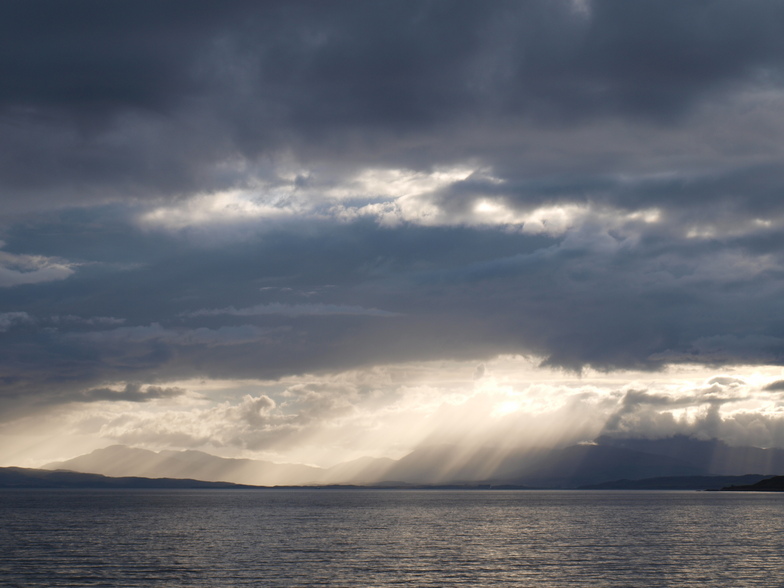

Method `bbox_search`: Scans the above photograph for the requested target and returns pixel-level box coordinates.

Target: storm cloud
[3,0,784,455]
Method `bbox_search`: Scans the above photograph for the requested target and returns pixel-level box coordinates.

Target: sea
[2,489,784,587]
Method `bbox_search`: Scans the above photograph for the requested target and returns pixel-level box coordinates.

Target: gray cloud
[2,205,784,415]
[80,383,187,403]
[2,1,784,208]
[0,249,75,287]
[600,381,756,441]
[66,323,285,347]
[0,312,32,332]
[2,0,784,428]
[187,303,399,318]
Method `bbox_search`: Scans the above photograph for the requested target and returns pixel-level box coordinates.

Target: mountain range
[42,435,784,488]
[720,476,784,492]
[595,436,784,476]
[0,466,258,489]
[44,445,393,487]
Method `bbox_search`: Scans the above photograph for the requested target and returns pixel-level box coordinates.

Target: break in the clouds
[3,0,784,464]
[6,358,784,469]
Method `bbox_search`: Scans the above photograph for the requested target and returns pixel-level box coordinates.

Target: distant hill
[320,455,397,485]
[720,476,784,492]
[595,435,784,476]
[580,474,771,490]
[375,437,784,488]
[41,436,784,489]
[44,445,395,486]
[377,443,702,488]
[44,445,325,486]
[513,444,702,488]
[0,467,261,489]
[8,465,782,492]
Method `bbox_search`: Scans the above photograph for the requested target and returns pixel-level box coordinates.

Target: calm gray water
[2,489,784,587]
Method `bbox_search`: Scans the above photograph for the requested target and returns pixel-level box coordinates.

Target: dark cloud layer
[3,0,784,205]
[2,1,784,416]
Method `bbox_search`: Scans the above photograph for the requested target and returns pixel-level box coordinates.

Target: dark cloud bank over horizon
[3,0,784,417]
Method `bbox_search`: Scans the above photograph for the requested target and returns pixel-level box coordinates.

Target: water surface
[3,489,783,586]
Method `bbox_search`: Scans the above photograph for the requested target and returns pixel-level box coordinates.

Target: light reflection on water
[2,489,784,587]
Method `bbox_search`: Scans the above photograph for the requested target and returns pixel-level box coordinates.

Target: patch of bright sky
[4,356,784,468]
[686,217,783,240]
[138,164,666,236]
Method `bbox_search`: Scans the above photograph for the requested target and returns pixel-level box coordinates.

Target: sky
[4,0,784,468]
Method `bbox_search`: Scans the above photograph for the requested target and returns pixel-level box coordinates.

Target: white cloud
[0,249,75,288]
[138,189,301,230]
[137,165,477,232]
[137,162,671,241]
[13,357,783,468]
